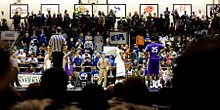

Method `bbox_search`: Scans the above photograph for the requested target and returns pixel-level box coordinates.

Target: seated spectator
[82,50,91,60]
[78,84,109,110]
[92,52,100,66]
[81,57,92,72]
[38,43,47,56]
[84,43,93,55]
[25,64,36,73]
[75,38,84,49]
[28,42,37,56]
[26,54,38,66]
[17,49,27,63]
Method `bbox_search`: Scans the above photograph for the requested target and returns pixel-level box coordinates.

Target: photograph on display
[206,4,220,17]
[10,4,28,18]
[140,4,159,17]
[41,4,60,15]
[74,4,92,15]
[173,4,192,16]
[108,4,126,18]
[93,4,108,17]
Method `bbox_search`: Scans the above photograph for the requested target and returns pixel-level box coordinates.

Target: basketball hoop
[88,0,98,4]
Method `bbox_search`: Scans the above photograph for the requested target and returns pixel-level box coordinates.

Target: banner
[110,32,127,45]
[1,31,19,40]
[18,74,42,87]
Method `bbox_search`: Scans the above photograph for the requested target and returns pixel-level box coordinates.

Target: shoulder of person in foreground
[108,102,154,110]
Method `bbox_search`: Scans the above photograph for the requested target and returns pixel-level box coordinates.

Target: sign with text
[1,31,19,41]
[18,74,42,87]
[110,32,127,44]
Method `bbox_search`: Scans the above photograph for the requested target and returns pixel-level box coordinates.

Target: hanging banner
[110,32,127,45]
[1,31,19,41]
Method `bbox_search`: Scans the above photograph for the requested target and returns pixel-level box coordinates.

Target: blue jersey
[145,43,164,60]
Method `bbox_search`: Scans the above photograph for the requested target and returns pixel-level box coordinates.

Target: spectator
[40,68,68,103]
[17,49,27,63]
[0,44,21,110]
[171,38,220,110]
[13,11,21,31]
[26,54,38,66]
[108,82,125,107]
[94,32,103,53]
[78,84,109,110]
[25,64,36,73]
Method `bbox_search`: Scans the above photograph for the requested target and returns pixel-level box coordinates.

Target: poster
[93,4,108,17]
[206,4,220,17]
[140,4,158,17]
[110,31,127,44]
[41,4,60,15]
[10,4,28,18]
[0,31,19,41]
[74,4,92,15]
[108,4,126,18]
[173,4,192,16]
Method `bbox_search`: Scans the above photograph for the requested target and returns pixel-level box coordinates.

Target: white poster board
[1,31,19,41]
[140,4,159,17]
[93,4,108,16]
[108,4,126,18]
[10,4,28,18]
[110,32,127,45]
[41,4,60,15]
[173,4,192,16]
[75,4,92,15]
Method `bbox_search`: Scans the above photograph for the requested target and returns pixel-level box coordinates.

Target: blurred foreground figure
[171,38,220,110]
[0,41,21,110]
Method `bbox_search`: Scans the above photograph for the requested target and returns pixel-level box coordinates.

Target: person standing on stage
[10,51,21,87]
[48,27,66,68]
[145,37,165,87]
[97,53,111,87]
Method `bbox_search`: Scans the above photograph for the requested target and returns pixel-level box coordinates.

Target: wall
[0,0,215,25]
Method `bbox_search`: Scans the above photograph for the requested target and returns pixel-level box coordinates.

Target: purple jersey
[145,43,164,60]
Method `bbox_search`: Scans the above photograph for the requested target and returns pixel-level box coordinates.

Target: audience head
[79,84,109,110]
[172,38,220,110]
[40,68,68,102]
[113,82,124,98]
[123,77,149,105]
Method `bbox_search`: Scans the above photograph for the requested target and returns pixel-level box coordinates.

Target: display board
[173,4,192,16]
[10,4,28,18]
[108,4,126,18]
[41,4,60,15]
[206,4,220,17]
[140,4,159,17]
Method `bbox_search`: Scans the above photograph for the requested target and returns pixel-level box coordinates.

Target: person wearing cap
[48,27,66,68]
[97,53,111,87]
